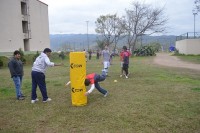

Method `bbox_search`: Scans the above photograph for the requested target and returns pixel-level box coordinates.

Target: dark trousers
[123,64,129,76]
[31,71,48,101]
[94,74,107,95]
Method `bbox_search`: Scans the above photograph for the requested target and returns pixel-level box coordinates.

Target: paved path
[153,53,200,71]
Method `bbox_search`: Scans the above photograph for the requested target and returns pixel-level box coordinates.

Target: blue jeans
[31,71,48,101]
[94,74,107,95]
[12,76,23,98]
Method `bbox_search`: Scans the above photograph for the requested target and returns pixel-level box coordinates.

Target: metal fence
[176,32,200,41]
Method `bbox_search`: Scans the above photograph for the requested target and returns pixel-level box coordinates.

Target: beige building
[176,39,200,55]
[0,0,50,52]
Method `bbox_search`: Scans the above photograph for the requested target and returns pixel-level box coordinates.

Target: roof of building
[37,0,48,6]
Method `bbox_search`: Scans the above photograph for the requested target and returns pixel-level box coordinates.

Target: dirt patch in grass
[154,53,200,71]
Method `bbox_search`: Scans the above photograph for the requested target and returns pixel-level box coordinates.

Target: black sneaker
[17,97,25,100]
[21,94,26,97]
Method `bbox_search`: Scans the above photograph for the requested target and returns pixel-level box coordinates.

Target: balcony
[23,30,31,39]
[22,15,28,21]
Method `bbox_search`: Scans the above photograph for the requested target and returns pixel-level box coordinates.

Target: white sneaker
[125,76,128,79]
[104,92,108,97]
[43,98,52,103]
[31,98,39,103]
[120,75,123,77]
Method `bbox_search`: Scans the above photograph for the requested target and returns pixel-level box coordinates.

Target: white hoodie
[32,52,54,73]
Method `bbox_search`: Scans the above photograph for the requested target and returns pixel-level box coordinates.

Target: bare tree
[124,1,168,51]
[95,14,126,51]
[96,39,105,50]
[194,0,200,12]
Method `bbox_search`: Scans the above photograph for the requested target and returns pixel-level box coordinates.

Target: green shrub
[134,46,156,56]
[172,48,185,56]
[33,51,40,62]
[0,56,9,67]
[50,52,60,60]
[19,48,26,64]
[59,51,65,60]
[24,54,36,65]
[0,59,3,67]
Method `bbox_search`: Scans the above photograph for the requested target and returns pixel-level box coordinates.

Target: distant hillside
[50,34,176,51]
[50,34,97,51]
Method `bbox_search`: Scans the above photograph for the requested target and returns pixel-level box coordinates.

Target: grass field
[0,55,200,133]
[176,55,200,64]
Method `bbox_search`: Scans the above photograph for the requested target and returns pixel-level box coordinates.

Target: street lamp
[192,9,198,38]
[86,21,89,50]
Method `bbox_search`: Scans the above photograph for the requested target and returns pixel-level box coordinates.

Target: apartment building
[0,0,50,52]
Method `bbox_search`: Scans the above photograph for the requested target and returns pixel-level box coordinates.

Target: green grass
[0,55,200,132]
[175,54,200,64]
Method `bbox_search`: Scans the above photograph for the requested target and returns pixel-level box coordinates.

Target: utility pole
[86,21,89,50]
[192,9,198,38]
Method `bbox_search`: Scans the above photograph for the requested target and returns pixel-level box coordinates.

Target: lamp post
[86,21,89,50]
[192,9,198,38]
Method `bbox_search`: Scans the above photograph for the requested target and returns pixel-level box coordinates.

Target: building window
[24,39,30,51]
[22,21,28,33]
[21,2,27,15]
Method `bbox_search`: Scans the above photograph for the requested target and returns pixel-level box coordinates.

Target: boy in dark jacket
[8,50,25,100]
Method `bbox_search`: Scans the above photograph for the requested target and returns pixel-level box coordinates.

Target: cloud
[40,0,200,35]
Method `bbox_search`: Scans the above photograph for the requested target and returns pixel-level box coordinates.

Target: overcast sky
[40,0,200,36]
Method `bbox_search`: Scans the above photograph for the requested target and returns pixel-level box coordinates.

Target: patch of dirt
[153,53,200,71]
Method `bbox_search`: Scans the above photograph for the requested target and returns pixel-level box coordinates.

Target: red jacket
[86,73,96,84]
[122,50,131,64]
